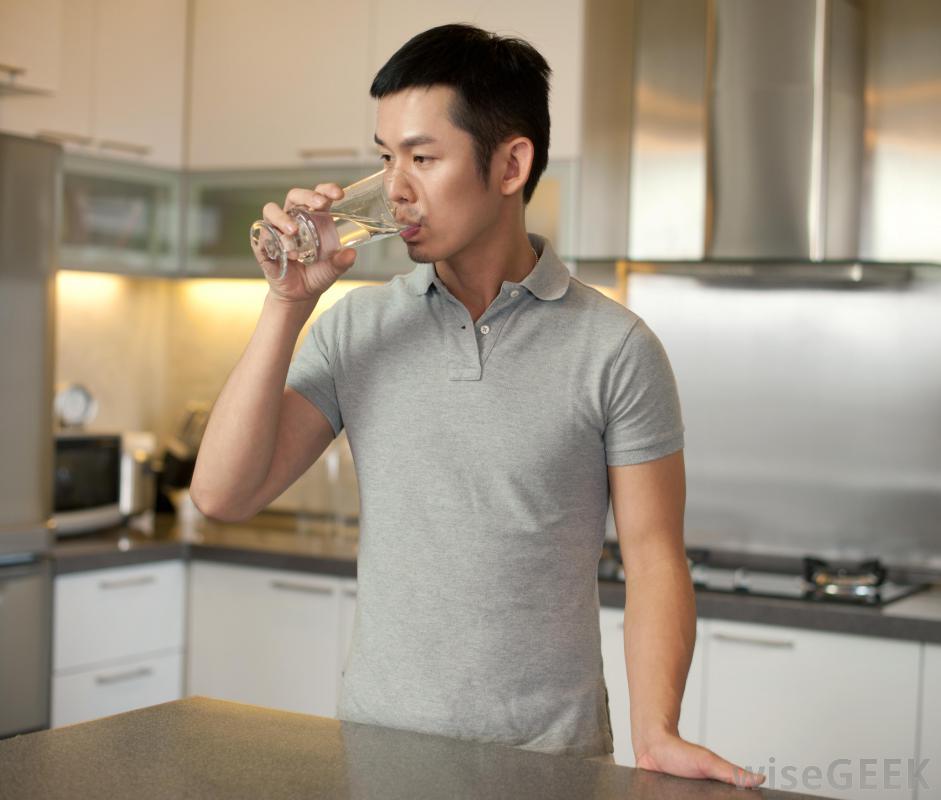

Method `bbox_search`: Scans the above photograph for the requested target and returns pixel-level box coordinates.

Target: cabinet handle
[270,579,332,595]
[98,139,152,157]
[297,146,359,160]
[99,575,157,590]
[0,63,27,80]
[37,129,94,147]
[712,632,795,649]
[95,666,154,685]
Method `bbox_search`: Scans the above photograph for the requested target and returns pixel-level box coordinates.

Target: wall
[626,266,941,573]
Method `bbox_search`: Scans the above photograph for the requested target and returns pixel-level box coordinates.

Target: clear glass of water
[249,168,416,279]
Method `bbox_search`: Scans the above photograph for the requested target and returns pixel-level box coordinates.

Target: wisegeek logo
[733,757,930,792]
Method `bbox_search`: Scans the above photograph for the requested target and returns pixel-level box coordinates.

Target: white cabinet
[0,0,63,94]
[599,607,705,766]
[703,620,920,800]
[52,651,184,728]
[51,560,186,727]
[367,0,584,161]
[919,644,941,800]
[187,0,371,169]
[0,0,186,167]
[187,562,342,718]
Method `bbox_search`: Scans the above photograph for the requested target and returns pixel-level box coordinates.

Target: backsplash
[55,271,371,517]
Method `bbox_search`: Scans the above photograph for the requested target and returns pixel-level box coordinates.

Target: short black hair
[370,23,551,205]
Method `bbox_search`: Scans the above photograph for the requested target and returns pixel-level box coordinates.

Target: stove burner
[597,547,928,606]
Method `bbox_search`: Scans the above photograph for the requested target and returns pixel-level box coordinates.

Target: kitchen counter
[51,513,941,644]
[0,696,814,800]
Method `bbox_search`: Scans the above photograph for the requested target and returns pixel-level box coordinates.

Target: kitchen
[1,0,939,798]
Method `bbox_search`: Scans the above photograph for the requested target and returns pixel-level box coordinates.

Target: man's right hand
[252,182,357,303]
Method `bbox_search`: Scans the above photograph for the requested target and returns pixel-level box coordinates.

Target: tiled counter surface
[0,696,815,800]
[52,513,941,644]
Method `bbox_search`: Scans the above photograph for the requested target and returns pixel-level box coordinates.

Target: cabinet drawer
[54,560,185,671]
[51,649,183,728]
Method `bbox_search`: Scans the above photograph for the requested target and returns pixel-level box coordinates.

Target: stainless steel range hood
[575,0,941,282]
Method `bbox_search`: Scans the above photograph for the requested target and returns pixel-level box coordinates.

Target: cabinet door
[187,0,371,169]
[187,562,341,718]
[54,560,185,672]
[0,0,93,145]
[368,0,584,160]
[599,607,705,766]
[703,620,920,800]
[51,650,183,728]
[0,0,62,94]
[92,0,187,167]
[920,644,941,800]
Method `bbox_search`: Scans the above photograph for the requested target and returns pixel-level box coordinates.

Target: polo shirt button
[510,290,520,298]
[480,325,490,335]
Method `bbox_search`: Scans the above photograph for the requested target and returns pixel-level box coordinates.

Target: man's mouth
[400,224,421,241]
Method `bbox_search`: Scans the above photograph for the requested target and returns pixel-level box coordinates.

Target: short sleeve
[603,318,685,466]
[285,304,344,438]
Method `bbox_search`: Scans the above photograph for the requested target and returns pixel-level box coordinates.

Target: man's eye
[378,153,392,163]
[414,155,432,164]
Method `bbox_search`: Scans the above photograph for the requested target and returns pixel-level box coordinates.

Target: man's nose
[386,169,416,204]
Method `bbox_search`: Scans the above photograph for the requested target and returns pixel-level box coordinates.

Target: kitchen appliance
[0,132,59,737]
[53,430,158,536]
[575,0,940,273]
[598,544,928,606]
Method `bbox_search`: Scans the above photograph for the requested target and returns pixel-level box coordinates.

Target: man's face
[375,86,502,264]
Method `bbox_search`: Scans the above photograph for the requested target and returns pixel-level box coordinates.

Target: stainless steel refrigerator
[0,132,59,737]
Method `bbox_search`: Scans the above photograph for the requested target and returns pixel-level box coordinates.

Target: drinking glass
[249,169,415,279]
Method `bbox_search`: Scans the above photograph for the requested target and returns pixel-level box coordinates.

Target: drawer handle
[95,667,154,685]
[98,139,152,157]
[99,575,157,590]
[270,580,331,595]
[37,129,94,147]
[712,632,795,649]
[0,63,27,80]
[297,146,359,160]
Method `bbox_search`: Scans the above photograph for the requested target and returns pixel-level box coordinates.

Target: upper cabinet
[187,0,584,169]
[367,0,583,161]
[0,0,186,167]
[0,0,63,94]
[187,0,372,170]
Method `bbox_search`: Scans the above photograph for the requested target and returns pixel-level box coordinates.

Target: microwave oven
[53,431,156,536]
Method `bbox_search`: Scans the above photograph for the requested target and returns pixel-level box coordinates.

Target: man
[191,23,764,789]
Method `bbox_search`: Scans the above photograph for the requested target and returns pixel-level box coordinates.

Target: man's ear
[496,136,534,198]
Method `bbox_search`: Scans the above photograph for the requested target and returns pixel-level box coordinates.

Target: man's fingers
[704,752,766,788]
[283,183,344,213]
[330,248,356,271]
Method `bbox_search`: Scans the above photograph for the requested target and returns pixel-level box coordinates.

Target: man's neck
[433,225,538,324]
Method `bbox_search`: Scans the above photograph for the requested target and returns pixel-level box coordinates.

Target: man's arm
[609,450,765,788]
[190,293,334,522]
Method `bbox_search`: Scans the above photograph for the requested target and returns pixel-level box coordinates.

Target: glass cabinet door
[60,154,182,275]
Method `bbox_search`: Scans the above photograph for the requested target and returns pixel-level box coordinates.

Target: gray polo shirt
[286,233,684,758]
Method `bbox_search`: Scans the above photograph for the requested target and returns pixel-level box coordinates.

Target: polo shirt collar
[405,233,570,301]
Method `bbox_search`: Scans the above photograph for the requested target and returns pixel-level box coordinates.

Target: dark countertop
[0,696,815,800]
[51,514,941,644]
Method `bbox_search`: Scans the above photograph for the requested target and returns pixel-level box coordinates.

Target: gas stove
[597,544,928,607]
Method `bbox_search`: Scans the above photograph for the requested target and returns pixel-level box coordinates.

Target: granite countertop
[0,696,814,800]
[51,513,941,644]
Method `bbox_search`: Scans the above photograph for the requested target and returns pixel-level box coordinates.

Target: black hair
[370,23,551,204]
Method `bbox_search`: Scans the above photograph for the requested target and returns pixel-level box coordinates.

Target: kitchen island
[0,696,816,799]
